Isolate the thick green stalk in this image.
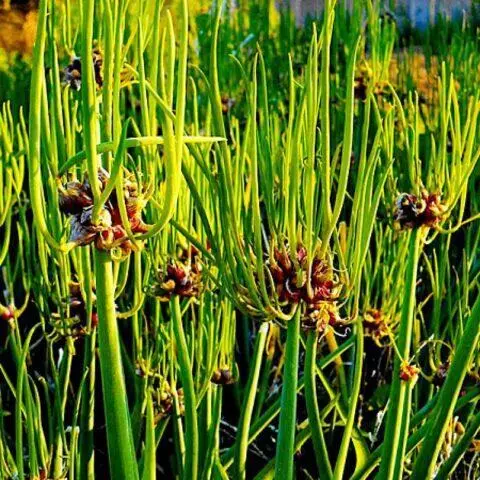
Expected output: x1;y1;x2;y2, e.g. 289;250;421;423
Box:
234;322;269;479
378;229;422;480
304;331;333;479
274;310;300;478
95;250;138;480
172;296;198;480
411;293;480;479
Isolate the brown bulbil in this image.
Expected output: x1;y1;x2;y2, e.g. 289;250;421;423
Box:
66;281;97;330
268;242;342;326
221;95;235;114
306;257;341;307
0;305;14;324
153;385;185;421
211;368;235;385
394;191;446;230
268;244;307;304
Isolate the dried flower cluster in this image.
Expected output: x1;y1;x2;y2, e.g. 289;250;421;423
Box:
268;243;343;331
63;47;103;91
59;168;148;254
394;191;446;230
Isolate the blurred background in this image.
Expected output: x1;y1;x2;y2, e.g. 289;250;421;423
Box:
0;0;475;55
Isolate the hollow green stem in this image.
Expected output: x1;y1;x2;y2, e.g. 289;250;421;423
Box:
234;322;269;479
334;317;364;479
274;309;300;478
95;250;138;480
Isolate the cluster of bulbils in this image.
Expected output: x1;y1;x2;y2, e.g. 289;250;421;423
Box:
59;168;148;255
267;243;343;332
394;190;446;230
150;246;204;302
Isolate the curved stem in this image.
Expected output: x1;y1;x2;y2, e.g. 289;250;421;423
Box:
274;310;301;478
172;296;199;480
